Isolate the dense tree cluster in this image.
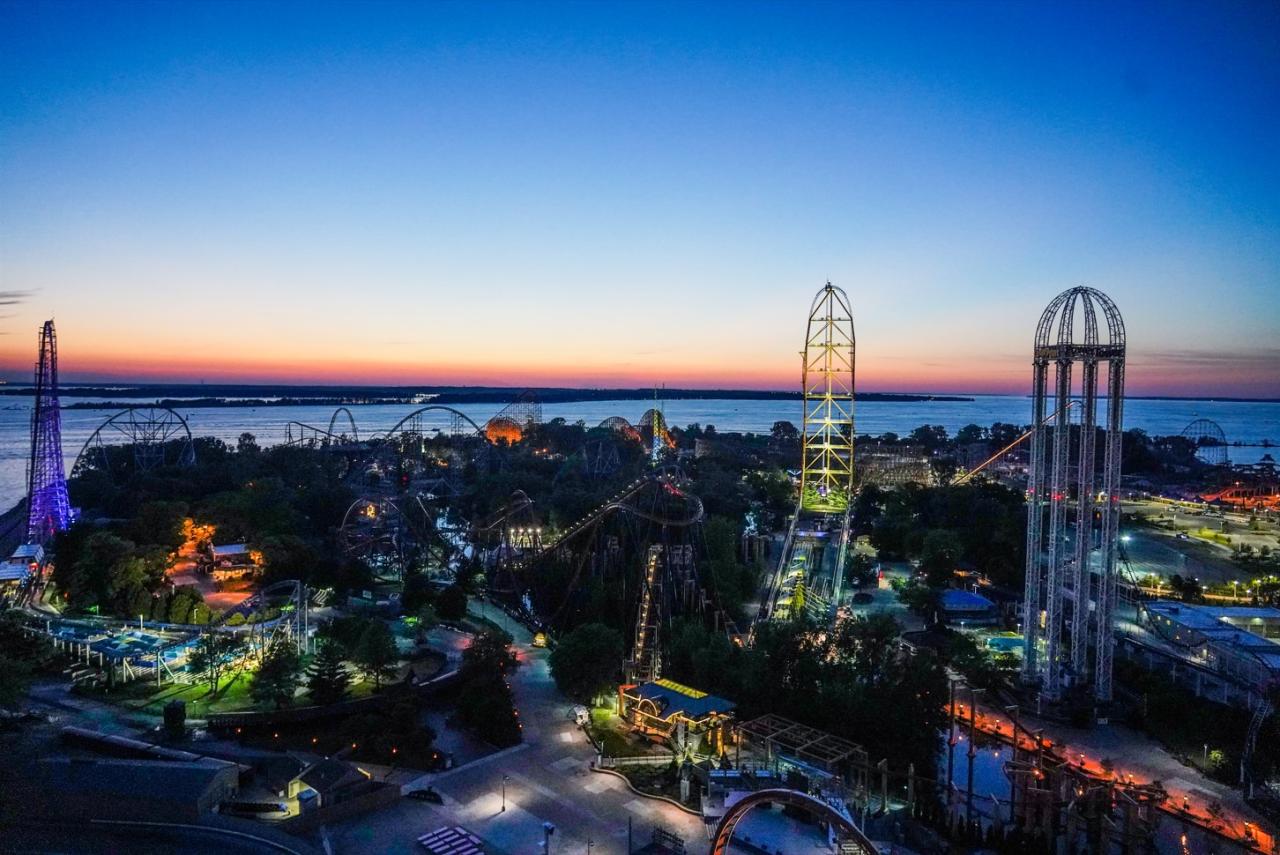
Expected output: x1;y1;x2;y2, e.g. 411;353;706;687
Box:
338;700;438;766
0;612;59;708
51;523;212;622
452;630;522;747
857;482;1026;589
664;613;949;773
57;437;365;619
320;615;401;689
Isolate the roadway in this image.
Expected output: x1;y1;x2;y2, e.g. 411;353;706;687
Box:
324;609;709;855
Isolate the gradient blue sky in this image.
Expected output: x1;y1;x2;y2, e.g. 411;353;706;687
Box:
1;1;1277;395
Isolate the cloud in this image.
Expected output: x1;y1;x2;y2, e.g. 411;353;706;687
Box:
1136;348;1280;368
0;291;32;335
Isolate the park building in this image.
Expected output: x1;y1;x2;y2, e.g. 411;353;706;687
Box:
258;754;373;814
939;588;1001;627
618;678;736;754
1120;600;1280;709
205;542;263;581
1;543;43;586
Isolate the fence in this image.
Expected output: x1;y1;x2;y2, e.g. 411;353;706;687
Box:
598;753;677;769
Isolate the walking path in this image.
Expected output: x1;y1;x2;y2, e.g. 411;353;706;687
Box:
325;607;709;854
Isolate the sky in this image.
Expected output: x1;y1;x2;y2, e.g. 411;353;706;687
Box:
1;1;1277;397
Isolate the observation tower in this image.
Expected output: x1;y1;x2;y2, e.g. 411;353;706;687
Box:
1020;287;1126;706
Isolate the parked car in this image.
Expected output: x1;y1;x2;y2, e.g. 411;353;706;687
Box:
571;704;590;726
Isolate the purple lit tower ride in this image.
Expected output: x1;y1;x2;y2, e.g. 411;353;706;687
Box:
26;320;72;544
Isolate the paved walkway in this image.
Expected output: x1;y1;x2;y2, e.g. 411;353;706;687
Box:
325;607;710;854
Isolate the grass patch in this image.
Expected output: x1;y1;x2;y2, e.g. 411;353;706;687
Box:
588;708;666;758
134;669;257;717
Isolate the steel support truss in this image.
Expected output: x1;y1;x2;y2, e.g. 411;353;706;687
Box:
1021;287;1126;704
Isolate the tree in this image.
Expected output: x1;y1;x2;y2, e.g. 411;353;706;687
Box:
0;613;56;708
908;425;949;452
237;432;260;454
353;620;399;689
126;501;188;550
549;623;623;702
990;422;1023;448
894;579;939;620
401;572;437;615
436;584;468;621
251;638;302;709
187;633;245;695
770;420;800;444
55;531;136;610
461;629;519;679
166;586;204;624
920;529;963;587
947;632;1006;692
307;637;351;705
413;603;439;641
1169;574;1204;602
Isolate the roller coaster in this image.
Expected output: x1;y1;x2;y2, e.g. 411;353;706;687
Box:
339;494;460;581
71;405;196;479
283;406;361;449
498;470;732;678
761;283;857;625
1181;417;1230;467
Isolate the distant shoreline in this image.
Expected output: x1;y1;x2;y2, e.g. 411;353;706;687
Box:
1;383;1276;405
0;383;974;408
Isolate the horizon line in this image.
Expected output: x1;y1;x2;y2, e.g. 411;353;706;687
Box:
1;379;1277;405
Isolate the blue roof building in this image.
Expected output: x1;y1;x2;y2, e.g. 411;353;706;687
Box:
940;589;999;626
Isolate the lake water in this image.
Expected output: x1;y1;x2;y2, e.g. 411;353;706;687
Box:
1;394;1277;512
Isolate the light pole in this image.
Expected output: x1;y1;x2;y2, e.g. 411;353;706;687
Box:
966;686;984;825
1005;704;1020;824
501;774;509;811
541;822;556;854
587;839;594;855
946;678;959;796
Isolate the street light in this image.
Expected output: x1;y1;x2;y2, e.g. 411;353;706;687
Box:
541;822;556;854
502;774;509;812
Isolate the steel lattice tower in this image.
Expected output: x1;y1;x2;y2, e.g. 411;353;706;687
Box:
1021;288;1126;704
800;283;856;511
26;320;72;544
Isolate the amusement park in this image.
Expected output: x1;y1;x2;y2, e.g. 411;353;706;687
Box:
0;275;1275;855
